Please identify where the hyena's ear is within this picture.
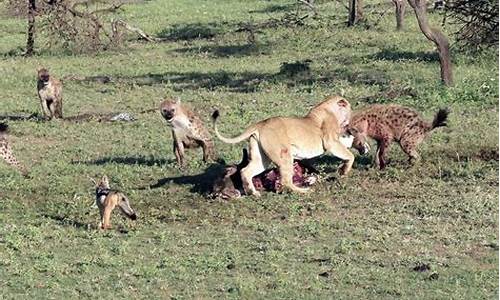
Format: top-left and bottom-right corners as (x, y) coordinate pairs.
(346, 127), (358, 135)
(358, 120), (368, 133)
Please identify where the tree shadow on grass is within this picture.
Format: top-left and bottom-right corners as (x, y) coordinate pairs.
(94, 66), (389, 92)
(156, 22), (227, 41)
(147, 163), (224, 195)
(116, 70), (272, 93)
(370, 49), (439, 63)
(172, 43), (270, 58)
(73, 156), (172, 167)
(65, 58), (390, 93)
(248, 3), (295, 14)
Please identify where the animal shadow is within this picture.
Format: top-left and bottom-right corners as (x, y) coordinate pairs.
(149, 163), (225, 195)
(0, 113), (44, 122)
(370, 49), (439, 63)
(74, 155), (172, 167)
(41, 214), (90, 230)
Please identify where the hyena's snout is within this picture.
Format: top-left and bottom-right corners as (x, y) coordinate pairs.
(361, 142), (370, 155)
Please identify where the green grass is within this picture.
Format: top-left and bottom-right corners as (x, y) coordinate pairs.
(0, 0), (498, 298)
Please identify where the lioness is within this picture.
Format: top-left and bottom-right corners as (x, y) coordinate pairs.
(212, 95), (354, 196)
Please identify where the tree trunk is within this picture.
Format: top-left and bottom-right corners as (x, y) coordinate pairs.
(26, 0), (36, 56)
(348, 0), (363, 26)
(393, 0), (405, 30)
(407, 0), (453, 86)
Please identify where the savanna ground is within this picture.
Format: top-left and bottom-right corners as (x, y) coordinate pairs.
(0, 0), (498, 298)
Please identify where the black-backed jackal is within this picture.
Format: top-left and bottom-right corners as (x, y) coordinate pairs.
(93, 175), (137, 230)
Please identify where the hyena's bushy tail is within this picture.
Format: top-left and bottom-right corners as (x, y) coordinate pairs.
(431, 108), (449, 130)
(0, 123), (9, 133)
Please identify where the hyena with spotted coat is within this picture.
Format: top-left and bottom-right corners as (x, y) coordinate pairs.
(0, 123), (28, 176)
(160, 98), (216, 167)
(347, 105), (449, 169)
(37, 68), (63, 120)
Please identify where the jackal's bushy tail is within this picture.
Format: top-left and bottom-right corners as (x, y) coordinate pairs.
(431, 108), (449, 130)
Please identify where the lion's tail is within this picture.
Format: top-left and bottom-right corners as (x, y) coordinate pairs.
(211, 110), (257, 144)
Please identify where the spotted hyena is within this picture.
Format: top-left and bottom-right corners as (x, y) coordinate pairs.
(0, 123), (28, 176)
(159, 97), (216, 168)
(346, 105), (449, 169)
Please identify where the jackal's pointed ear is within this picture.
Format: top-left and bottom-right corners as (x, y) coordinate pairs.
(100, 175), (109, 187)
(88, 176), (97, 186)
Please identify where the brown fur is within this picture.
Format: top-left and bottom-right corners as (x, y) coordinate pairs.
(347, 104), (449, 169)
(94, 175), (137, 230)
(0, 123), (28, 176)
(212, 95), (354, 196)
(160, 98), (216, 167)
(37, 68), (63, 119)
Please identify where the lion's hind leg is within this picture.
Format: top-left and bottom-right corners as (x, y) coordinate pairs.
(280, 163), (310, 193)
(241, 137), (269, 197)
(265, 145), (309, 194)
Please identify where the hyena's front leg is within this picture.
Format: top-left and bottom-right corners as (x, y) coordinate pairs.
(40, 98), (52, 119)
(173, 140), (185, 167)
(377, 139), (392, 170)
(172, 131), (185, 167)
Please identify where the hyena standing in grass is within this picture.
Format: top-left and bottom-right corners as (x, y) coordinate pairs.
(346, 105), (449, 169)
(159, 97), (216, 167)
(37, 68), (63, 120)
(0, 123), (28, 176)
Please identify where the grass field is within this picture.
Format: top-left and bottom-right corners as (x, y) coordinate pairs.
(0, 0), (498, 298)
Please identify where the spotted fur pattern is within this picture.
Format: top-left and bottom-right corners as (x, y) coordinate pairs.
(37, 68), (63, 119)
(0, 123), (28, 176)
(160, 98), (216, 167)
(348, 104), (449, 169)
